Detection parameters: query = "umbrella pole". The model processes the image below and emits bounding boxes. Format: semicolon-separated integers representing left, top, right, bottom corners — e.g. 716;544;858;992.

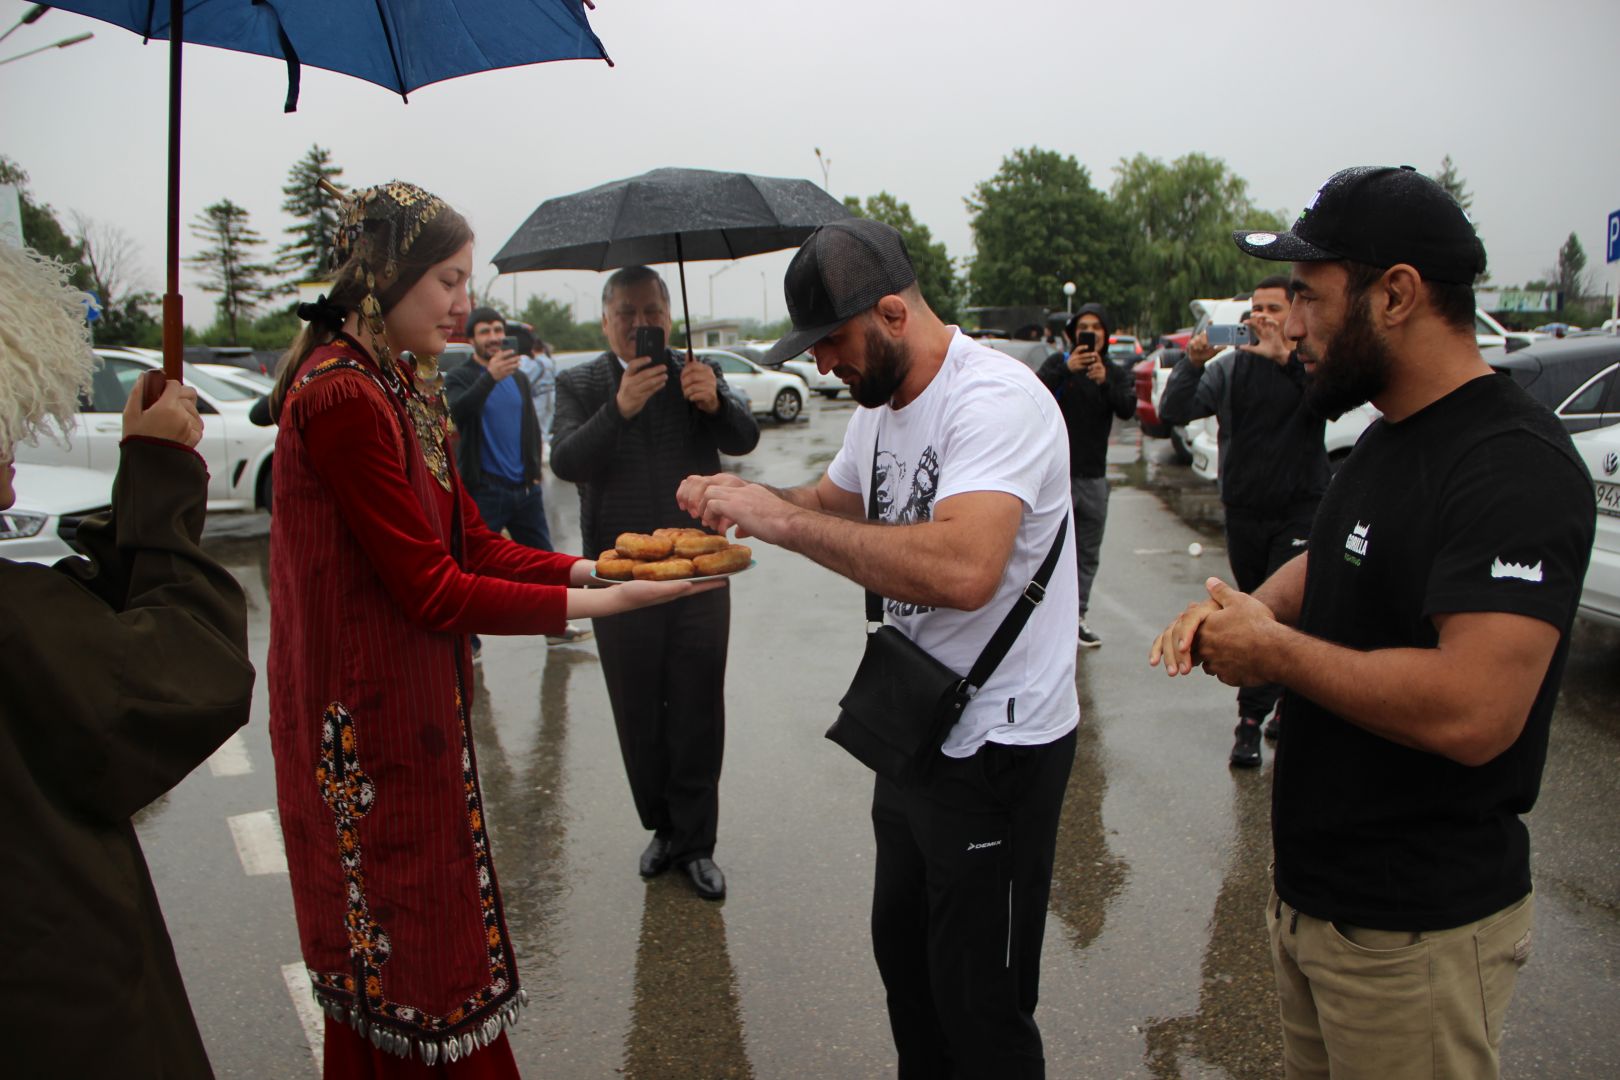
675;233;694;363
160;0;184;386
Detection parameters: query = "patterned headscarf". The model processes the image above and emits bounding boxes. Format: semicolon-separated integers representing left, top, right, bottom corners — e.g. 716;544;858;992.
327;180;457;489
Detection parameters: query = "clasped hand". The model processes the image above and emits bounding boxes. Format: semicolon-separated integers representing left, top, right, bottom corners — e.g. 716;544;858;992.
1148;577;1279;687
676;472;795;544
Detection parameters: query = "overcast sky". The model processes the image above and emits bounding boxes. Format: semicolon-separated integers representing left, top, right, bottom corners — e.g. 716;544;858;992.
3;0;1617;332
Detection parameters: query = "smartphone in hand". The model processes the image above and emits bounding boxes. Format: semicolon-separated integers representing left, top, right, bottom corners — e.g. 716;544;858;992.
635;326;666;360
1076;330;1098;352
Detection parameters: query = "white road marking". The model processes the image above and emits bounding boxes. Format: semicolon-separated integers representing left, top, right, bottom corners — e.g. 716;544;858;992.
227;809;288;876
281;962;324;1074
206;730;252;777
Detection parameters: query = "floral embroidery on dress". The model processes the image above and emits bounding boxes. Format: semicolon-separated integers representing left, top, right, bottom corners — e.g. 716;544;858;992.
305;685;522;1063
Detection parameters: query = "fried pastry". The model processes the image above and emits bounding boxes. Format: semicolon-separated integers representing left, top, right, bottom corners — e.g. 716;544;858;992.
692;544;751;576
615;532;674;560
595;549;636;580
631;558;697;581
673;533;730;557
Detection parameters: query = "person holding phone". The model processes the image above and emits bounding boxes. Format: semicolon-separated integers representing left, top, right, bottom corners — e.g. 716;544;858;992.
1159;276;1327;765
1037;302;1136;648
447;309;592;652
551;265;759;900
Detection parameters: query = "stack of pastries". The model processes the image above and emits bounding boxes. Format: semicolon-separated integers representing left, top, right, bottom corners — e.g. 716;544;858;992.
596;529;752;581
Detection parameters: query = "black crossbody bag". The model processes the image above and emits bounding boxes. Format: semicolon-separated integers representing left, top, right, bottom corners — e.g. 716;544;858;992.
825;434;1067;786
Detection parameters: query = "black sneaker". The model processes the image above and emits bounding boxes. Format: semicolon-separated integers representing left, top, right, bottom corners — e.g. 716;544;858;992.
1077;619;1102;649
1263;711;1281;741
1230;718;1263;768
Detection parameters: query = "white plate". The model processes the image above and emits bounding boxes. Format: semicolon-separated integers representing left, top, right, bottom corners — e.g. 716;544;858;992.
590;559;756;584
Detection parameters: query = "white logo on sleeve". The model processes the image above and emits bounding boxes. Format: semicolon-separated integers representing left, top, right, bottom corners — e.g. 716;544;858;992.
1490;558;1544;583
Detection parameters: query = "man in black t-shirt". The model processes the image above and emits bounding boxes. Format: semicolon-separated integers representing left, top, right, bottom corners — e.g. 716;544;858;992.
1151;166;1595;1080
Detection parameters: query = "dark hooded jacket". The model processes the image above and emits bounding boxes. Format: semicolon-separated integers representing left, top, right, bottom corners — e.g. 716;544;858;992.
1037;302;1137;478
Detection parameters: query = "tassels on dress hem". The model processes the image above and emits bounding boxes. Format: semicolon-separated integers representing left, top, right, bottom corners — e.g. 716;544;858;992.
315;986;529;1063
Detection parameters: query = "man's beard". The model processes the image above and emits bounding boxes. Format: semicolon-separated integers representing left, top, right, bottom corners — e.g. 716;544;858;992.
1302;290;1394;420
848;324;910;408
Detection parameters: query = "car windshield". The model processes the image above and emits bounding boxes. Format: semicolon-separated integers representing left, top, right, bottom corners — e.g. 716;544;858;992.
182;363;256;401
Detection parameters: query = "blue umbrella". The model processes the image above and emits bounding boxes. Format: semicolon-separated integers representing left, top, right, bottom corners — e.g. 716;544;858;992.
41;0;610;380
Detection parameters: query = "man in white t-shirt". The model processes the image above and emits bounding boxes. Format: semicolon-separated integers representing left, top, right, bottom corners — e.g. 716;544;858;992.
678;219;1079;1078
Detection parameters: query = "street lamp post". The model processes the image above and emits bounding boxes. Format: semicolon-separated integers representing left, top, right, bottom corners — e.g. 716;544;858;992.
1063;281;1077;315
761;271;768;323
0;30;93;66
562;283;580;323
707;263;734;319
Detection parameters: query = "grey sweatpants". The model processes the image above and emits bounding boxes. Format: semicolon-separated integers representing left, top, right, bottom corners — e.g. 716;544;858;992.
1070;475;1109;618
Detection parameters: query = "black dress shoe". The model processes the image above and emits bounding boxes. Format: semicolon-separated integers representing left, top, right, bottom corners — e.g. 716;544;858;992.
639;835;672;878
683;857;726;900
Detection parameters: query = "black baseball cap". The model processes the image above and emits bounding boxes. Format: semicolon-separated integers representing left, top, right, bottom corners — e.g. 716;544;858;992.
763;219;917;365
1232;165;1486;285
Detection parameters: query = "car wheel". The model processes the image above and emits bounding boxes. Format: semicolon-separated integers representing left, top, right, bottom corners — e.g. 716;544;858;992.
1168;426;1194;465
818;389;840;399
257;461;274;513
772;387;803;422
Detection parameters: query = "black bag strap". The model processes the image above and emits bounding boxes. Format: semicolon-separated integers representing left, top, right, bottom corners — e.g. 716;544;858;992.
863;421;1069;692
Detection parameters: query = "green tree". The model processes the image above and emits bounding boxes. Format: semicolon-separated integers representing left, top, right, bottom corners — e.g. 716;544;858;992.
842;191;962;324
1110;153;1286;333
966;148;1128;316
1553;232;1588;303
516;294;607;351
1432;155;1474;215
277;145;347;287
0;156;92;291
188;199;274;345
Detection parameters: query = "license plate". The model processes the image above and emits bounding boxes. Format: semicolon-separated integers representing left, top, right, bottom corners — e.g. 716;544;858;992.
1598;480;1620;518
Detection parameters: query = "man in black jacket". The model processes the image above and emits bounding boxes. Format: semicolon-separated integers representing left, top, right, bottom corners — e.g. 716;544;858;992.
1159;277;1327;765
1037;302;1136;648
551;266;759;900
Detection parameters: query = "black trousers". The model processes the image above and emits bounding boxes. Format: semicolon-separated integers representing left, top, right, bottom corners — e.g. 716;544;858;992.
594;588;729;864
1224;504;1316;720
871;728;1076;1080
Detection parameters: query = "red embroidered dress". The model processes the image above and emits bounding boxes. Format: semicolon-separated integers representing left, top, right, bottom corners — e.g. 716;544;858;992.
269;337;578;1066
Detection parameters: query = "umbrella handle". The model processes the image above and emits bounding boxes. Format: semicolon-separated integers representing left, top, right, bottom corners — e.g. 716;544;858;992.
675;235;695;363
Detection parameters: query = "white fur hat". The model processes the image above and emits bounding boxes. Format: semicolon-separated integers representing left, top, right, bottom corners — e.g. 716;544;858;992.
0;242;97;451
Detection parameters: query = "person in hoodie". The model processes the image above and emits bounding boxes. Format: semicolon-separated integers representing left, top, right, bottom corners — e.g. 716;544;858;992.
1158;276;1328;766
1037;302;1136;648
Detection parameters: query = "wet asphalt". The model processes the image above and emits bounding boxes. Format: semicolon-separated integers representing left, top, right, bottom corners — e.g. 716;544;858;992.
143;394;1620;1078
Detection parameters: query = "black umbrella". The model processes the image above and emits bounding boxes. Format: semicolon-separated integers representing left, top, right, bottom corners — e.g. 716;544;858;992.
492;167;852;356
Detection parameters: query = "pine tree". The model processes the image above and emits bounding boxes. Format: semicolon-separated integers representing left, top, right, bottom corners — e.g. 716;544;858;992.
1432;155;1474;216
277;145;346;287
1554;233;1588;303
188;199;274;345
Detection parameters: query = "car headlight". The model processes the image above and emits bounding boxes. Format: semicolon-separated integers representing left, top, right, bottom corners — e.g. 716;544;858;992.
0;510;48;540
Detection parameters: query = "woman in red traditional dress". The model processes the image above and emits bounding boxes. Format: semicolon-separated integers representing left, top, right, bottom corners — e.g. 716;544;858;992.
266;181;718;1079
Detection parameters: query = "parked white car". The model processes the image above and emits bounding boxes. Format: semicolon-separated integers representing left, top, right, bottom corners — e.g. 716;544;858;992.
1571;422;1620;627
15;348;277;512
694;348;806;422
0;462;112;565
197;363;276;396
734;340;846;399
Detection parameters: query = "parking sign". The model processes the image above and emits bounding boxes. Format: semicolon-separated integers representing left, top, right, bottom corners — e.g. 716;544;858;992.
1609;210;1620;264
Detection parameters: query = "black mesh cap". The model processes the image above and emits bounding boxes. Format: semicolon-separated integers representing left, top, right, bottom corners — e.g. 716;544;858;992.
1232;165;1486;285
763;219;917;365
